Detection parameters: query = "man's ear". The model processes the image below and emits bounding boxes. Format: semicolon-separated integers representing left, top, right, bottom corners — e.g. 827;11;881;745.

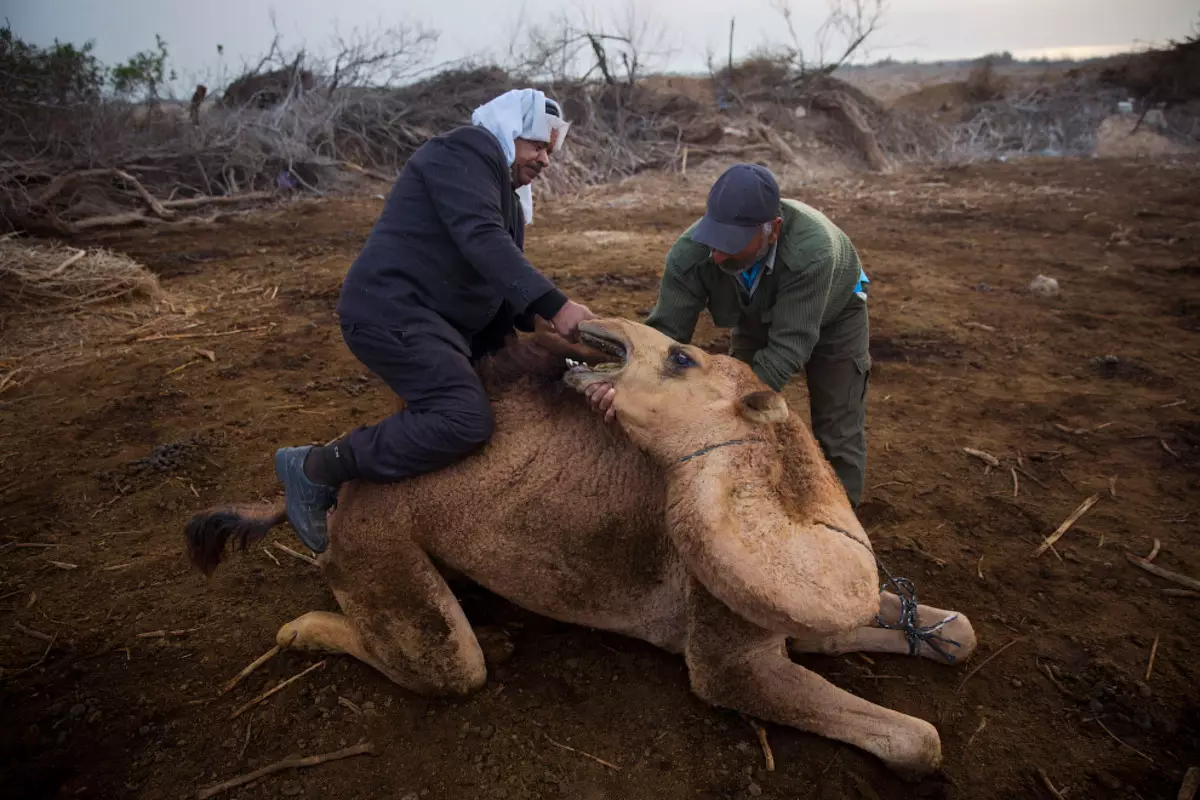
737;390;788;424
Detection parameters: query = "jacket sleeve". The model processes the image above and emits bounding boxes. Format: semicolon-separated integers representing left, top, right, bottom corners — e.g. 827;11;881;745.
752;256;834;392
643;242;708;344
421;136;567;319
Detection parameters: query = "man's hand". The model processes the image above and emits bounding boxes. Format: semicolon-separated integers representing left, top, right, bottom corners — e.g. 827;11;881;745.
585;381;616;423
551;299;595;340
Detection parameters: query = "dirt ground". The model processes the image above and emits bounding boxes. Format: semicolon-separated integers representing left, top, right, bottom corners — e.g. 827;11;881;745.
2;155;1198;800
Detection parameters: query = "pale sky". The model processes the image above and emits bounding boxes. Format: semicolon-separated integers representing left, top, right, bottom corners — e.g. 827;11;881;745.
5;0;1198;93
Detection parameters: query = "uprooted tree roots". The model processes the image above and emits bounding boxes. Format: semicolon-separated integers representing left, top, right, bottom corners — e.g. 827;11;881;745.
1;66;943;235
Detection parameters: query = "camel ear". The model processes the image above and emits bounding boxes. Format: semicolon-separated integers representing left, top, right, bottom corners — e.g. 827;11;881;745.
737;390;788;424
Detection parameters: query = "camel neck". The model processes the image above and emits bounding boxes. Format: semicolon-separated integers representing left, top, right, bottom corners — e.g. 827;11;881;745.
674;438;764;465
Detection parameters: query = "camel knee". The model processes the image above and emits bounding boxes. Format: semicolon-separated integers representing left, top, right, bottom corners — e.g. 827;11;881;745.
685;642;776;711
434;648;487;696
370;628;488;697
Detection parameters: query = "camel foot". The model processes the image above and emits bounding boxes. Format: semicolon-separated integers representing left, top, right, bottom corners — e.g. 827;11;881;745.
277;611;365;656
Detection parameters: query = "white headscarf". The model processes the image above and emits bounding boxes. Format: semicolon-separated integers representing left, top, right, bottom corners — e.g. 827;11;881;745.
471;88;570;224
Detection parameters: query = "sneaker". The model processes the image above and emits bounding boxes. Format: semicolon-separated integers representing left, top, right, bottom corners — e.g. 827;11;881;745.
274;445;339;553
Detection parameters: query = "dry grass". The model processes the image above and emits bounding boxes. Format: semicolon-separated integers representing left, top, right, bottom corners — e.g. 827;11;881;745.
0;235;161;309
0;236;180;386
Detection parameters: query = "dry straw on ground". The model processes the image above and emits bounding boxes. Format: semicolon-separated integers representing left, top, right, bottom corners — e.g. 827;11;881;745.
0;235;161;309
0;236;178;385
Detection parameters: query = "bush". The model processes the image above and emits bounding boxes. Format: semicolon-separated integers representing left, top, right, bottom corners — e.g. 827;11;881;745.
0;23;105;106
965;57;1009;102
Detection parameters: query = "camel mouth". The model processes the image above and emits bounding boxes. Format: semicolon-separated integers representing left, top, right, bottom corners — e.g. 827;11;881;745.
563;325;629;390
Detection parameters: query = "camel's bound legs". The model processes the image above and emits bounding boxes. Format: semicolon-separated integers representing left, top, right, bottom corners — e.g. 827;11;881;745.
683;580;942;776
788;591;978;662
277;494;486;695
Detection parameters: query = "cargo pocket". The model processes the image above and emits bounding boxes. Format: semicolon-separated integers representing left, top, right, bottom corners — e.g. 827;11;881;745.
852;353;872;404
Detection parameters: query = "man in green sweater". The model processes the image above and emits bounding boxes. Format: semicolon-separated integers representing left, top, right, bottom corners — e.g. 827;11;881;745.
585;163;872;507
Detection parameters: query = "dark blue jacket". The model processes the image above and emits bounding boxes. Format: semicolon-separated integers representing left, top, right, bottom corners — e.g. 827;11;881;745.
337;125;567;356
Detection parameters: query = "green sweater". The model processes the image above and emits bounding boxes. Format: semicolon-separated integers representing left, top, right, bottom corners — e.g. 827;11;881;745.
644;198;864;392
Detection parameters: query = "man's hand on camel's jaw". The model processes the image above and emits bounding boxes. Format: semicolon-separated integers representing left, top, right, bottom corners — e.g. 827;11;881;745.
585;382;616;423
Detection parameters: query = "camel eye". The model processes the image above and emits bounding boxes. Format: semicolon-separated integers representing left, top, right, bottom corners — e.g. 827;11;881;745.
669;350;696;369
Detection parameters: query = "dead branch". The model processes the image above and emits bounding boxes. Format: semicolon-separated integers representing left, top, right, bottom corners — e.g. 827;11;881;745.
35;168;175;220
964;447;1001;468
812;91;891;171
957;638;1022;694
229;659;326;720
222;631;296;695
545;734;621;771
1125;552;1200;591
1031;495;1100;558
195;742;376;799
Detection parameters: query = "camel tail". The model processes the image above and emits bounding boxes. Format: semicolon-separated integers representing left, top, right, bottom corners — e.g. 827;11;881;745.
185;502;288;576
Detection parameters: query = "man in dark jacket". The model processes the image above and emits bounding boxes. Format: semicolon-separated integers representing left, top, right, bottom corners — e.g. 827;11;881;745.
274;89;593;552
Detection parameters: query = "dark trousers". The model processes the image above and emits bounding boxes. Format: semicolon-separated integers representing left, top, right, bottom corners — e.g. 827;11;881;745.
340;322;496;483
731;296;870;507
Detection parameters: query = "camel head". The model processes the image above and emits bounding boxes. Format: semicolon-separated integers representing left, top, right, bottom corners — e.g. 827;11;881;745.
563;318;789;465
565;317;878;637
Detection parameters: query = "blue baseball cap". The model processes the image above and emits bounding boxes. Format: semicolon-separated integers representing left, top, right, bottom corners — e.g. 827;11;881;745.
692;163;781;254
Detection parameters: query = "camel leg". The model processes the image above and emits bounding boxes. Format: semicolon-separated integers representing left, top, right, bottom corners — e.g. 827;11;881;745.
685;580;941;777
276;495;486;696
276;610;399;679
787;592;978;663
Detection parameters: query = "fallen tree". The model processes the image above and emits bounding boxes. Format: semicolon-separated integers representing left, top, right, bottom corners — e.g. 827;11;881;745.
0;12;943;235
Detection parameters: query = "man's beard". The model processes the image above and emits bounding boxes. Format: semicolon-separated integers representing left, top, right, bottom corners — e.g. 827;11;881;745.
511;161;543;187
717;238;772;275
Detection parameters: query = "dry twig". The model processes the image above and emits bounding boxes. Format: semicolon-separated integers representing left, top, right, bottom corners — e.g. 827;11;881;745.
135;325;270;343
1143;539;1161;563
1125;552;1200;592
2;632;57;681
273;542;319;566
1145;634;1160;682
957;638;1021;694
748;718;775;771
1037;768;1066;800
545;734;621;771
1094;718;1154;764
221;631;295;695
1014;466;1048;488
965;717;987;748
229;659;325;720
137;628;199;639
964;447;1000;468
14;621;53;642
1031;495;1100;558
195;741;376;799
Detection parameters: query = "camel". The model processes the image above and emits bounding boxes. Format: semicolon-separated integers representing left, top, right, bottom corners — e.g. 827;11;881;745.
185;318;978;777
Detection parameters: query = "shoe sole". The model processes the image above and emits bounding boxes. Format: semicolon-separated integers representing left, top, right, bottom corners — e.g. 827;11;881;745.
274;447;329;553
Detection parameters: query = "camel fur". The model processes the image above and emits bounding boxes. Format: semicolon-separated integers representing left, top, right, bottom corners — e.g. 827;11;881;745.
185;318;977;777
